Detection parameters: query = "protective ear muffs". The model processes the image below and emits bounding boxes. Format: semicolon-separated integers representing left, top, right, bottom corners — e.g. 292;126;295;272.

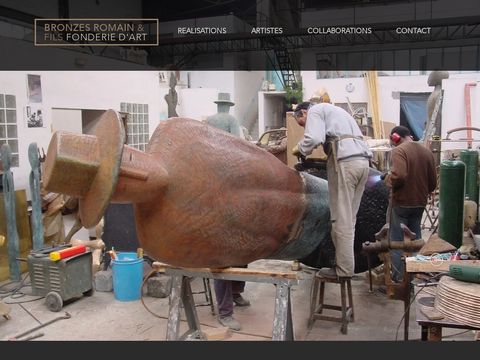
390;133;401;144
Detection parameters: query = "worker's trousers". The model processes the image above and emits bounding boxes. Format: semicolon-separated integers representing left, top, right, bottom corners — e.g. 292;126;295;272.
214;279;246;318
389;206;424;282
327;156;369;277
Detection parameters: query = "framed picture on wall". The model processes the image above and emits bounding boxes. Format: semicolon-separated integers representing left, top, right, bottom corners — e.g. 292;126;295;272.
25;105;44;128
27;74;42;103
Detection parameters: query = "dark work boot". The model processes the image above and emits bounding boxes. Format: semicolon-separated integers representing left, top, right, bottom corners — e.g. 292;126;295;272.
233;294;250;307
218;315;241;331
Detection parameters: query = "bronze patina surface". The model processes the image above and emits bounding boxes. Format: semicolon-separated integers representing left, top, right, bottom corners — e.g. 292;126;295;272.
44;111;389;270
44;112;309;268
44;110;124;228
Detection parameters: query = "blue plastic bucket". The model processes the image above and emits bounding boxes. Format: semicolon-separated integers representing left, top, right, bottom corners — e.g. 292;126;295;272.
112;252;144;301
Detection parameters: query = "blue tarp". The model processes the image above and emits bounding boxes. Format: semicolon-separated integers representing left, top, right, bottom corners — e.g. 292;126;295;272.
400;93;429;140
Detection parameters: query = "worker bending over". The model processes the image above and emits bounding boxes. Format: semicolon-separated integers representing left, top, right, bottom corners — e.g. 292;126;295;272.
292;91;372;279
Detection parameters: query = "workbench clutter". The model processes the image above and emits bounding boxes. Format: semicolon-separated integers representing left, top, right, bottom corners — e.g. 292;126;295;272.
434;275;480;328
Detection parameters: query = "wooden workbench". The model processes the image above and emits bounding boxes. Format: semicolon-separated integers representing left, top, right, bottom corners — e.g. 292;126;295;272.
152;261;300;341
414;285;480;341
406;257;480;273
406;257;480;341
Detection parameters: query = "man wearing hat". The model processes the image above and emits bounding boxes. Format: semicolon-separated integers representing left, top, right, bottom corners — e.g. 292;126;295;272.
205;92;250;331
292;91;372;280
205;92;242;137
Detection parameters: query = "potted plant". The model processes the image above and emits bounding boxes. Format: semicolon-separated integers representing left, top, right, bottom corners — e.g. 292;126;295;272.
284;79;303;111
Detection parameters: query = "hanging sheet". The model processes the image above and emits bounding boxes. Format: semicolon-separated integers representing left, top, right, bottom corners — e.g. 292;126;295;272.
400;93;429;140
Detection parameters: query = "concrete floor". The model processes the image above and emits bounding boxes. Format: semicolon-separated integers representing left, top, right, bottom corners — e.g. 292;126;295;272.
0;215;477;341
0;258;476;341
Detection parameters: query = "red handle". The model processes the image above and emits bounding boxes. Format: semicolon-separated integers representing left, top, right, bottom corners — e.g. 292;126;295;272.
50;245;87;261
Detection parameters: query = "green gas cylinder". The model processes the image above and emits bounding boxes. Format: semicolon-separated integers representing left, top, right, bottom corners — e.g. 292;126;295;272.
460;149;479;204
438;160;465;248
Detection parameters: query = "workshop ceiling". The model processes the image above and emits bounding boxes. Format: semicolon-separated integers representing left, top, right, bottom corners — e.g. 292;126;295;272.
143;0;422;23
143;0;258;22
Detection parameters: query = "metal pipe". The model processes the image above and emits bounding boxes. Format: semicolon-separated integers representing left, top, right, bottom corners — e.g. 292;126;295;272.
464;82;477;148
8;312;71;340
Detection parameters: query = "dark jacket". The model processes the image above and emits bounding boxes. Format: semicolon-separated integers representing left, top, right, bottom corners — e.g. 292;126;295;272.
388;142;437;207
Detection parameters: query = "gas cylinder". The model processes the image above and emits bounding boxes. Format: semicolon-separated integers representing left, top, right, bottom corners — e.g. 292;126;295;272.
439;160;466;248
460;149;479;205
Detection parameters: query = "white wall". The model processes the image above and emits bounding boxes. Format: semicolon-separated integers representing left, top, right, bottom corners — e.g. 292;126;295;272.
442;78;480;152
234;71;264;129
258;91;286;137
184;71;235;96
51;109;82;133
0;71;165;195
301;71;480;152
179;71;264;130
177;88;219;121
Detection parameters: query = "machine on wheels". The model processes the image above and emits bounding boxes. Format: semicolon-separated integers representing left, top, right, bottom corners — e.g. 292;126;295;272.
27;245;93;311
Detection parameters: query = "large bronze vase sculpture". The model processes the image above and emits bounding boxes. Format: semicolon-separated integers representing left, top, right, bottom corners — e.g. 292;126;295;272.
44;110;387;271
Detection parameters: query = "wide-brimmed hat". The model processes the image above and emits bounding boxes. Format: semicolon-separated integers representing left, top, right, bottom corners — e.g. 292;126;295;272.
214;92;235;106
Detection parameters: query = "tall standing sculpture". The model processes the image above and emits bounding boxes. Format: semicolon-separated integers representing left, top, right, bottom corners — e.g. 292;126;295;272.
28;142;44;250
205;92;241;137
164;72;178;118
1;144;21;281
43;110;388;271
426;71;449;166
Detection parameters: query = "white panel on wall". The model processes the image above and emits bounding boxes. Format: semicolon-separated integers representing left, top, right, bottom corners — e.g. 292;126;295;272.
51;108;82;133
177;88;219;121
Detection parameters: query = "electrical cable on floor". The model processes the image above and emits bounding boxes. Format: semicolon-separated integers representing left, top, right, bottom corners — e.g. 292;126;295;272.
139;268;272;340
1;271;44;304
0;272;31;300
4;296;44;305
394;283;425;341
18;303;42;325
140;269;167;320
394;272;448;341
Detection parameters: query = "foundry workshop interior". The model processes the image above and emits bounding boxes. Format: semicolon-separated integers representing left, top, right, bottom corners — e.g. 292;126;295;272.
0;68;479;342
2;0;480;344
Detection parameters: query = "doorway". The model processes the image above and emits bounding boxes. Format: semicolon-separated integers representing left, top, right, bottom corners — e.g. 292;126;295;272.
399;93;430;140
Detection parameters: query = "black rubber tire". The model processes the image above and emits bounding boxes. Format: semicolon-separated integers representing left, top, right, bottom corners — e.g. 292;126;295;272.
45;291;63;312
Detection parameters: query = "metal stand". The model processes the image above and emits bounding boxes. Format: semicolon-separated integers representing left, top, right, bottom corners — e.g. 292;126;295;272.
191;278;215;315
1;144;20;281
155;264;298;341
363;223;424;341
28;143;44;251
